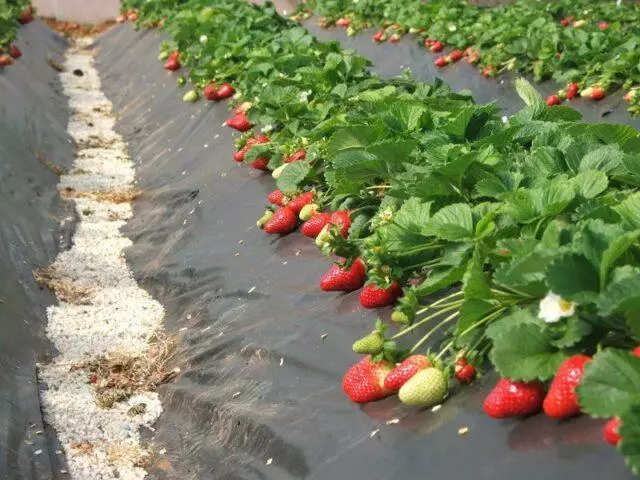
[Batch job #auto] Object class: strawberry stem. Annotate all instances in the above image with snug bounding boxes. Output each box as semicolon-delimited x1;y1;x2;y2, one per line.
409;311;459;353
392;303;462;339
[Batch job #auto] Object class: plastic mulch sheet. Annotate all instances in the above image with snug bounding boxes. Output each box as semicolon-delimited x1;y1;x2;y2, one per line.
0;21;73;479
94;24;636;480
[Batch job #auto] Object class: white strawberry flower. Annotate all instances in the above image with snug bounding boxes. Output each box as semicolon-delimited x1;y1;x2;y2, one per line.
448;25;457;32
262;124;274;133
199;35;208;44
300;90;311;103
538;292;576;323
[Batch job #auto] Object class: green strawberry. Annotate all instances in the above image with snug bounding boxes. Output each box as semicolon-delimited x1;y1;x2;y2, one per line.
352;332;384;355
183;90;199;103
391;311;410;324
398;368;447;407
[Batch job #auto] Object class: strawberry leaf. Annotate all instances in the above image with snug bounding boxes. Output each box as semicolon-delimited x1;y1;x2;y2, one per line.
276;161;311;194
488;319;570;382
620;403;640;476
545;253;600;304
596;266;640;316
577;349;640;418
423;203;474;241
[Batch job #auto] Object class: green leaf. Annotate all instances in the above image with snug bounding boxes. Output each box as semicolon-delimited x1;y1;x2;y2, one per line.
326;126;381;157
620;403;640;476
588;123;639;146
550;316;592;348
514;78;545;109
615;192;640;229
395;198;432;232
493;249;554;297
572;170;608;199
485;308;540;340
463;246;490;300
600;232;640;289
597;266;640;316
577;349;640;417
423;203;474;241
276;161;311;194
489;321;570;382
545;253;599;304
413;265;466;298
456;299;498;338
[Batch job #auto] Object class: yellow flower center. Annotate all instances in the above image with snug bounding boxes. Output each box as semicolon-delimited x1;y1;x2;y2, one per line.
559;298;573;313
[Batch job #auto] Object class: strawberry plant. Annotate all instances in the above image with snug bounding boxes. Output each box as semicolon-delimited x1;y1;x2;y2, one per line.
121;0;640;473
295;0;640;116
0;1;31;58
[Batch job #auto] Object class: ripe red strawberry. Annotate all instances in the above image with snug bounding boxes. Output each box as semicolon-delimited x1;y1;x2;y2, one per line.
301;212;331;238
285;149;307;163
448;49;463;62
203;84;220;101
546;94;561;106
233;147;247;162
164;57;180;71
128;11;138;21
484;378;545;418
383;355;431;392
217;83;235;99
389;33;401;43
543;354;591;419
582;86;606;101
590;87;606;101
286;191;315;215
604;418;622;446
342;357;393;404
89;374;98;383
267;189;286;206
632;346;640;357
560;17;572;27
263;206;297;234
360;282;402;309
9;45;22;59
335;17;350;27
372;31;386;43
168;50;180;61
481;65;496;78
117;14;126;23
424;38;434;47
329;210;351;237
0;56;13;67
320;258;367;292
455;363;476;384
566;82;579;100
18;6;33;24
598;21;610;31
226;111;253;132
434;56;447;67
430;41;444;53
250;157;269;170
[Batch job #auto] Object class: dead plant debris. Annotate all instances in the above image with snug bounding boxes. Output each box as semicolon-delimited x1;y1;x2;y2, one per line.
33;266;93;304
72;337;176;409
43;18;116;37
60;187;143;204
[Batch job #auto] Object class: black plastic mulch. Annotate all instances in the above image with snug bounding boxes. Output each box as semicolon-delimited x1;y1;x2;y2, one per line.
0;21;73;480
95;23;637;480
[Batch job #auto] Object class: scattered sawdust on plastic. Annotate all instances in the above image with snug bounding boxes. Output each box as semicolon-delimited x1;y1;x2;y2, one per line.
37;37;168;480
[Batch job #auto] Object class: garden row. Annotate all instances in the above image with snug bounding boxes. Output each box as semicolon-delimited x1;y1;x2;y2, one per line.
120;0;640;475
0;0;31;63
293;0;640;115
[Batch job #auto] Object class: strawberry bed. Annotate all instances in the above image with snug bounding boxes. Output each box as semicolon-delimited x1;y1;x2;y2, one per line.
0;0;31;62
117;0;640;475
293;0;640;115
